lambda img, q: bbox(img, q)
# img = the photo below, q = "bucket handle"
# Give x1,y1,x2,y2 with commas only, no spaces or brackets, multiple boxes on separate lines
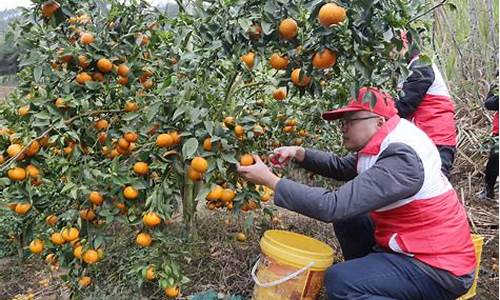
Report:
251,257,315,288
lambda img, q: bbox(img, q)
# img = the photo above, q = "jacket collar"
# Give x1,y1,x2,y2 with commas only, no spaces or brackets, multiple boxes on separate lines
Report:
358,115,401,156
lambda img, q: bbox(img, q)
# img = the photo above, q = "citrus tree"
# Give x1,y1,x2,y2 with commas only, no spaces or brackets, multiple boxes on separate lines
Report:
0,0,427,296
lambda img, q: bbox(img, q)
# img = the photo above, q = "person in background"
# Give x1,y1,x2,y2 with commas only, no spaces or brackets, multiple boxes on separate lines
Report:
395,32,457,178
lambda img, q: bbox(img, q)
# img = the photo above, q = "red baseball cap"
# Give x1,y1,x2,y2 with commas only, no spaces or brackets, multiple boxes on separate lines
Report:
322,87,398,120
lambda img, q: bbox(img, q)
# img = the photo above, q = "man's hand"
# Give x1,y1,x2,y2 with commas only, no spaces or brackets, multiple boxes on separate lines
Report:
269,146,305,168
237,155,280,190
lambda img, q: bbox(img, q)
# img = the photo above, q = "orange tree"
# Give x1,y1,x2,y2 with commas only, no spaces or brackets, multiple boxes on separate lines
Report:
0,0,428,296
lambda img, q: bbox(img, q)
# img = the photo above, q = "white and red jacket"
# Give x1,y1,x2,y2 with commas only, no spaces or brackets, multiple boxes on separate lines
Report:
484,88,499,135
396,56,457,146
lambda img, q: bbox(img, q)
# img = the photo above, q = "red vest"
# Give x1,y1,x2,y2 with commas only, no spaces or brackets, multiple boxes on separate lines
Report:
493,112,499,136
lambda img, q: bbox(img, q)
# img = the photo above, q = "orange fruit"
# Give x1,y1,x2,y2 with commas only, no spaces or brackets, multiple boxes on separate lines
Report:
89,191,104,205
73,245,83,258
50,232,65,245
294,138,304,146
8,167,26,181
240,52,255,69
7,143,23,157
291,68,311,87
55,97,65,108
29,239,44,254
318,3,346,27
80,32,94,45
248,22,262,40
117,138,130,150
253,124,265,137
283,125,295,133
164,286,180,298
136,232,152,247
117,64,129,77
18,105,30,116
123,186,139,200
61,227,79,242
279,18,298,40
272,88,287,101
124,132,138,143
169,131,182,144
145,265,156,280
117,75,129,85
203,137,212,151
95,119,108,131
223,116,235,127
143,212,161,227
133,162,149,176
124,101,138,112
142,79,154,90
79,276,91,287
45,253,57,265
235,232,247,242
46,215,58,226
156,133,174,148
285,118,297,126
206,185,224,201
261,192,272,202
220,189,236,203
234,125,245,137
187,167,202,181
312,48,337,69
0,154,4,164
240,154,254,166
97,58,113,73
98,132,107,144
92,72,105,82
80,208,96,221
76,72,92,84
269,54,289,70
83,249,99,264
26,164,40,178
41,1,60,18
298,129,309,137
191,156,208,173
78,55,90,68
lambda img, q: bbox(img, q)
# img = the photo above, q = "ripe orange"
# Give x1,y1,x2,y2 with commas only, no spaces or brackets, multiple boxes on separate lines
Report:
83,249,99,264
156,133,174,148
223,116,235,127
253,124,264,137
123,186,139,200
187,167,202,181
124,101,138,112
169,131,182,144
240,154,255,166
117,138,130,150
80,33,94,45
240,52,255,69
0,154,4,164
248,22,262,40
203,137,212,151
283,125,295,133
41,1,60,18
7,144,23,157
269,54,289,70
272,88,287,101
294,138,304,146
145,265,156,280
97,58,113,73
234,125,245,137
291,68,311,87
45,253,57,265
18,105,30,116
136,232,152,247
220,189,236,203
318,3,346,27
235,232,247,242
79,276,91,287
89,191,104,205
76,72,92,84
92,72,105,82
95,119,108,131
206,185,224,201
80,208,96,221
133,162,149,176
61,227,79,242
312,48,337,69
142,79,154,90
29,239,44,254
191,157,208,173
117,75,129,85
8,167,26,181
124,132,138,143
117,64,129,77
98,132,107,144
143,212,161,227
50,232,65,245
46,215,58,226
26,164,40,178
78,55,90,68
25,141,40,156
285,118,297,126
279,18,298,40
164,286,180,298
55,97,65,108
261,192,272,202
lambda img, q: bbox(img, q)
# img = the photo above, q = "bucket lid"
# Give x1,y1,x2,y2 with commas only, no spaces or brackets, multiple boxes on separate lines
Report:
260,230,334,270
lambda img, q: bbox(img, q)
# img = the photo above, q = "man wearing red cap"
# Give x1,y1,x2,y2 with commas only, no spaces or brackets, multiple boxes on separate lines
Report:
237,87,476,300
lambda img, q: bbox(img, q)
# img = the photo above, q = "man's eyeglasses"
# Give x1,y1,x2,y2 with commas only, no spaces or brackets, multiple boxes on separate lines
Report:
339,116,380,128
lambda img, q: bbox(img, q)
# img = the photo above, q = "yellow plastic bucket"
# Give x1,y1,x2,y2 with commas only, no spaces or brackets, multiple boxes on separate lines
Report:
251,230,334,300
457,234,484,300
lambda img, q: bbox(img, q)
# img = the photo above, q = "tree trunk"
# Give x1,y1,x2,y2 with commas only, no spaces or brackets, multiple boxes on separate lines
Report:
182,166,197,237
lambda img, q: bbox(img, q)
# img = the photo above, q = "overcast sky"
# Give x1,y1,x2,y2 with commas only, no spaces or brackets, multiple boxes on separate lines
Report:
0,0,173,10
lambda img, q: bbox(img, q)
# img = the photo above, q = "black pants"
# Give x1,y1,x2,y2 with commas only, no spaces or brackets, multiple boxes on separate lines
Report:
437,145,456,179
485,145,499,195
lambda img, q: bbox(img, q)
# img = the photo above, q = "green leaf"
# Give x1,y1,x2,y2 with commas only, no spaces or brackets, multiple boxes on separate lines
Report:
33,66,42,83
181,138,198,159
221,152,237,164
